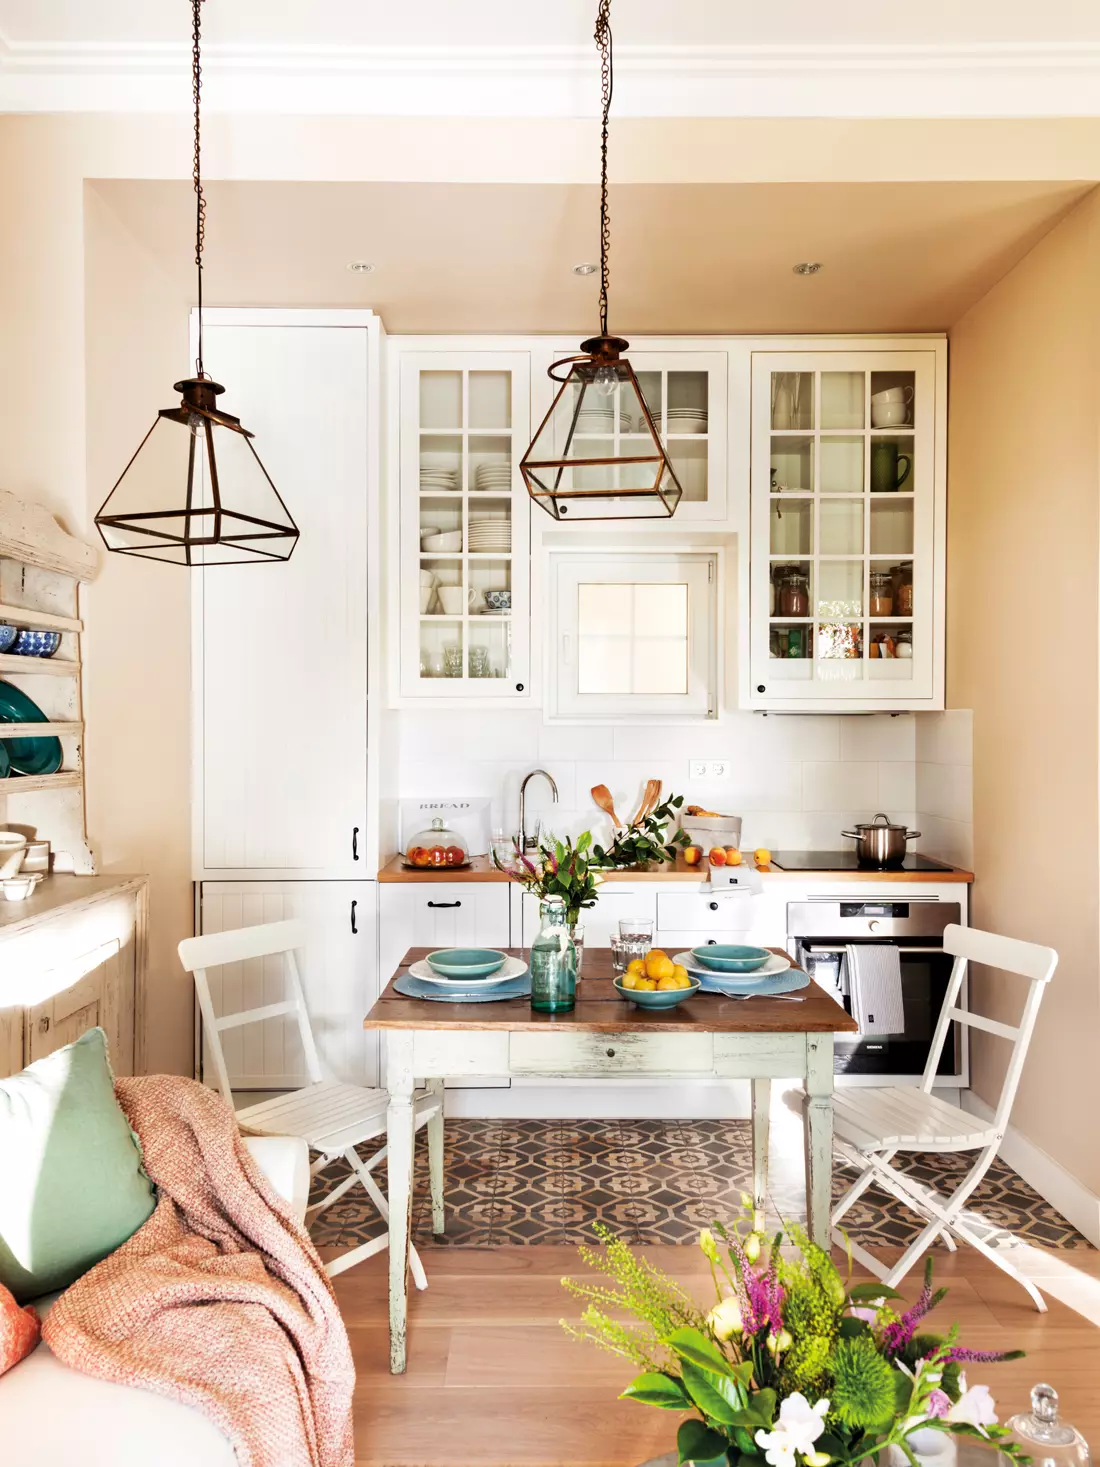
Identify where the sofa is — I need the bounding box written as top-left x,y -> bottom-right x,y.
0,1134 -> 311,1466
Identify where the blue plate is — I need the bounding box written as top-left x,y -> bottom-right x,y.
691,944 -> 771,973
425,947 -> 507,980
0,680 -> 62,777
395,971 -> 530,1003
614,976 -> 700,1009
695,969 -> 810,999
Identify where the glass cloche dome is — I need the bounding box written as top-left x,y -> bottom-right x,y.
404,816 -> 469,869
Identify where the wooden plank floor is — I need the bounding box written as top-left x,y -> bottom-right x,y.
333,1244 -> 1100,1467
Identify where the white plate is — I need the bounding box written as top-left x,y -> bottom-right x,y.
672,950 -> 792,984
409,954 -> 528,987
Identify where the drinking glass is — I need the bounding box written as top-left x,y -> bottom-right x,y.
490,827 -> 516,872
443,643 -> 463,678
469,646 -> 490,678
618,917 -> 654,942
611,934 -> 650,976
570,922 -> 585,976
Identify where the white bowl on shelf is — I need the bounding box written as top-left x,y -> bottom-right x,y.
419,587 -> 436,614
421,530 -> 463,553
871,401 -> 910,428
0,832 -> 26,879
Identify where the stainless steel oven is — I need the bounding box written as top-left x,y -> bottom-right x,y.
788,899 -> 965,1083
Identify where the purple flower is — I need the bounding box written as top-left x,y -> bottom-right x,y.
727,1232 -> 785,1336
943,1347 -> 1019,1365
925,1390 -> 952,1419
882,1261 -> 945,1356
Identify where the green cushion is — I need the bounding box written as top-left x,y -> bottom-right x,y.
0,1027 -> 156,1302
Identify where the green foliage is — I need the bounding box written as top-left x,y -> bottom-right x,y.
494,829 -> 603,925
665,1326 -> 736,1375
621,1372 -> 692,1410
677,1419 -> 729,1466
593,793 -> 690,869
829,1335 -> 900,1431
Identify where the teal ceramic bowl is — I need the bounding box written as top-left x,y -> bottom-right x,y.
691,944 -> 770,974
426,948 -> 507,980
614,975 -> 700,1009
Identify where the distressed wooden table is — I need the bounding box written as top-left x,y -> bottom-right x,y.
364,946 -> 857,1374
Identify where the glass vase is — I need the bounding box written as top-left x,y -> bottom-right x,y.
530,896 -> 577,1013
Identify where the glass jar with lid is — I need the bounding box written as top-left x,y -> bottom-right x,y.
774,565 -> 810,617
892,563 -> 914,617
404,816 -> 469,869
1006,1384 -> 1091,1467
870,569 -> 894,617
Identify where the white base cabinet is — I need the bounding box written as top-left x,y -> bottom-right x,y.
198,881 -> 379,1091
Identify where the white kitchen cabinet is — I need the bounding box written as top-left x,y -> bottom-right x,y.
743,342 -> 946,712
192,310 -> 381,878
533,341 -> 730,525
378,881 -> 511,988
391,343 -> 532,701
198,880 -> 379,1091
519,885 -> 657,949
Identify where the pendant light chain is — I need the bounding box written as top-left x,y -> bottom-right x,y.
594,0 -> 613,340
192,0 -> 207,378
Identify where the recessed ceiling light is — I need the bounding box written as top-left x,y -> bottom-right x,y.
793,262 -> 823,276
572,262 -> 598,276
346,261 -> 374,274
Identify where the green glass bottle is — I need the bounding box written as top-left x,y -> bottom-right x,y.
529,896 -> 577,1013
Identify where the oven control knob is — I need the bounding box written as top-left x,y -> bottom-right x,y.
868,920 -> 881,932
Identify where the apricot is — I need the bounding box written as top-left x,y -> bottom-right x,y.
683,844 -> 704,866
725,848 -> 742,866
708,847 -> 727,867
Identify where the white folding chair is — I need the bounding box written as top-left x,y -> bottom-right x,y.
830,923 -> 1057,1311
179,919 -> 444,1286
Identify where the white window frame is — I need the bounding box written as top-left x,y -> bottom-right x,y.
546,548 -> 719,722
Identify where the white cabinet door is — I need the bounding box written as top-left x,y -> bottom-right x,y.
746,346 -> 945,711
199,881 -> 378,1091
396,347 -> 532,701
195,320 -> 371,876
378,881 -> 511,989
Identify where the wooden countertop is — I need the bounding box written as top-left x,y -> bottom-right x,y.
365,946 -> 858,1035
377,853 -> 973,884
0,873 -> 147,937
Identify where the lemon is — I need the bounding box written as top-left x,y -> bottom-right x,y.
672,964 -> 690,986
754,847 -> 772,865
626,957 -> 645,974
656,976 -> 679,991
676,973 -> 693,989
645,952 -> 675,982
635,978 -> 657,991
620,972 -> 639,989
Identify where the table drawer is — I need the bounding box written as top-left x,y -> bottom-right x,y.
509,1031 -> 712,1076
657,891 -> 757,932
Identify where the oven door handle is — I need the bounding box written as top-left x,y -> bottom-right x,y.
799,944 -> 947,954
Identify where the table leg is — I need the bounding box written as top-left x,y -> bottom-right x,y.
427,1077 -> 445,1235
750,1077 -> 771,1234
803,1033 -> 834,1251
386,1032 -> 416,1374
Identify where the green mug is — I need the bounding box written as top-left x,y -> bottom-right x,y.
870,441 -> 911,494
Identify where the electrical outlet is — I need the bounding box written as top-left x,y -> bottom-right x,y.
689,760 -> 730,780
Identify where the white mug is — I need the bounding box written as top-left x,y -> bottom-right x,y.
419,586 -> 435,614
438,586 -> 465,615
468,589 -> 486,614
871,385 -> 914,405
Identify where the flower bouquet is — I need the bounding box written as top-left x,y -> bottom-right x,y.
562,1212 -> 1026,1467
493,830 -> 603,928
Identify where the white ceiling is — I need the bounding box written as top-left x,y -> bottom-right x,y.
4,2 -> 1100,117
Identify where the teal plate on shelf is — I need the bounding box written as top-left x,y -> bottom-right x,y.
0,680 -> 63,776
0,742 -> 9,778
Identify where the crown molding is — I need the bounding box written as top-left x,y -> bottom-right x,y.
2,35 -> 1100,118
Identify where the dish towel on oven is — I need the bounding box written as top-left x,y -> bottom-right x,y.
845,944 -> 905,1036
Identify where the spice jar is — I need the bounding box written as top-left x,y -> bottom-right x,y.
775,565 -> 809,617
869,570 -> 893,617
892,564 -> 914,617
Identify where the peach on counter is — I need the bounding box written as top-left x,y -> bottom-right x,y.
725,847 -> 742,866
708,847 -> 727,867
683,844 -> 704,866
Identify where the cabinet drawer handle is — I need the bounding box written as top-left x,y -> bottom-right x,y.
352,826 -> 360,861
709,901 -> 718,911
606,1047 -> 616,1058
427,900 -> 462,909
39,1016 -> 51,1034
350,899 -> 358,934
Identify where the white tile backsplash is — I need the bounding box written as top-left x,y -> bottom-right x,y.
388,710 -> 950,856
914,711 -> 974,869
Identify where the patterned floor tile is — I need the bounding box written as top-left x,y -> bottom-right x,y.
307,1118 -> 1092,1255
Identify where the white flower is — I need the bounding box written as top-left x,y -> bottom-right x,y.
949,1384 -> 997,1430
755,1393 -> 831,1467
707,1296 -> 743,1340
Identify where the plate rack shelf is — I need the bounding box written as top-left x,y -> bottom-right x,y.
0,490 -> 98,872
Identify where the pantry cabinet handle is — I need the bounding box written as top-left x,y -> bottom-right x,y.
39,1016 -> 51,1034
352,826 -> 359,861
427,900 -> 462,909
350,899 -> 358,934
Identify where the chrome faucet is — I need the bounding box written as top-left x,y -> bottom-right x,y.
519,768 -> 559,851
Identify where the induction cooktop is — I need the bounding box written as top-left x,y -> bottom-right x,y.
768,851 -> 954,872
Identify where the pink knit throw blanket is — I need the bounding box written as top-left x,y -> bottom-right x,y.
43,1074 -> 355,1467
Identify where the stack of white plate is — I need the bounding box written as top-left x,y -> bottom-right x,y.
474,459 -> 512,492
420,453 -> 460,492
652,407 -> 708,435
468,517 -> 511,553
573,405 -> 616,436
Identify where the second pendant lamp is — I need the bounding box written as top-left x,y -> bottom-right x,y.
520,0 -> 683,521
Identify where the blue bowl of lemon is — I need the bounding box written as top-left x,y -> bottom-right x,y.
615,948 -> 699,1009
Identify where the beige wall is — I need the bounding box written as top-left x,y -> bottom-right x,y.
947,191 -> 1100,1194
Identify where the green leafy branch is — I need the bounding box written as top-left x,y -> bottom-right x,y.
593,793 -> 690,870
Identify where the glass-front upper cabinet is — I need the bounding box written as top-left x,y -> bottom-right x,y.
535,344 -> 729,523
746,348 -> 945,710
398,350 -> 531,699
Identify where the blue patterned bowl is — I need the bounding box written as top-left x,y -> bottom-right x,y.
690,944 -> 771,973
11,630 -> 61,659
0,625 -> 16,654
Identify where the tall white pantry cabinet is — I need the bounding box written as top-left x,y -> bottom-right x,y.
192,310 -> 383,1090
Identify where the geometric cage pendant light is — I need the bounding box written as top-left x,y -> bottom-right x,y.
520,0 -> 683,521
94,0 -> 299,567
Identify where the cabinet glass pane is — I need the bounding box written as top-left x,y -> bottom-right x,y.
817,560 -> 864,618
820,371 -> 865,430
770,562 -> 812,617
576,582 -> 689,696
771,371 -> 813,430
664,371 -> 709,432
771,436 -> 813,494
468,555 -> 511,615
469,435 -> 512,494
771,498 -> 812,555
816,621 -> 863,674
468,621 -> 512,680
869,499 -> 914,556
420,371 -> 463,430
870,370 -> 916,429
669,440 -> 707,503
468,372 -> 512,430
419,434 -> 462,492
635,371 -> 662,421
820,436 -> 864,494
869,624 -> 914,679
770,624 -> 813,660
870,437 -> 914,494
420,619 -> 464,679
818,499 -> 864,555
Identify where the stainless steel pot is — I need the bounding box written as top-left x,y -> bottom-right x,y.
841,812 -> 921,867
